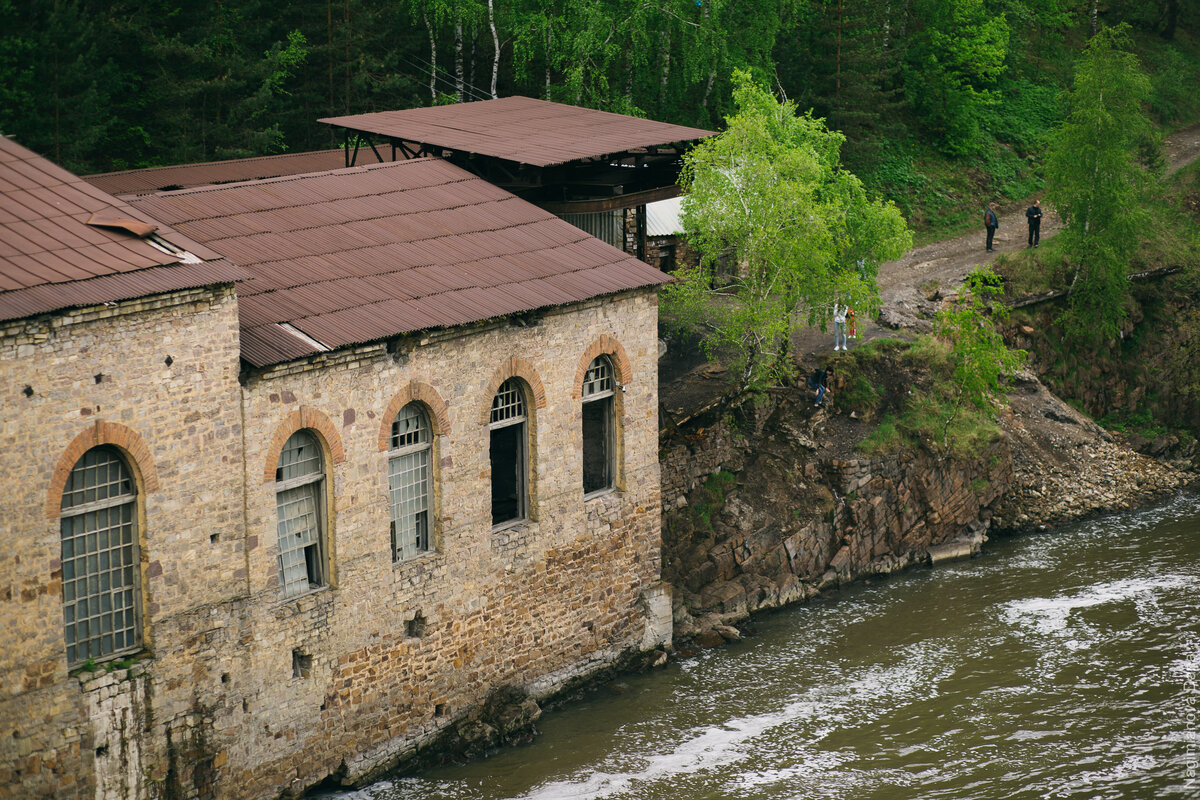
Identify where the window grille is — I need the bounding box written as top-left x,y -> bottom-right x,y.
389,404 -> 431,561
60,447 -> 140,667
490,378 -> 526,428
490,378 -> 528,525
275,431 -> 326,598
582,356 -> 615,494
582,356 -> 615,399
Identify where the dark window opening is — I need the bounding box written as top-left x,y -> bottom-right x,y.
490,423 -> 524,525
582,398 -> 612,494
581,356 -> 616,495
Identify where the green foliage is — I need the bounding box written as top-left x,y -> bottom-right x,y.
852,336 -> 1005,458
1044,24 -> 1156,344
904,0 -> 1010,155
664,70 -> 911,390
932,265 -> 1027,411
689,469 -> 738,531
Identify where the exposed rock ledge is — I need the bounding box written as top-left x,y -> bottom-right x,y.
660,370 -> 1195,650
991,370 -> 1195,533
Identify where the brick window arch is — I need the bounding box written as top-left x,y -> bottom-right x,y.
60,446 -> 142,667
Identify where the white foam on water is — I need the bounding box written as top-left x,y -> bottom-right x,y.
1001,574 -> 1198,637
509,642 -> 955,800
1046,753 -> 1158,797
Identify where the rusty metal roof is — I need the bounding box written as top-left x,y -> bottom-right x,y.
320,96 -> 715,167
128,157 -> 669,368
0,136 -> 248,323
84,149 -> 348,197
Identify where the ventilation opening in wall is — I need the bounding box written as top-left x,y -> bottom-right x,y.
221,673 -> 230,684
292,649 -> 312,679
95,744 -> 109,757
406,612 -> 427,639
434,704 -> 447,717
210,533 -> 220,543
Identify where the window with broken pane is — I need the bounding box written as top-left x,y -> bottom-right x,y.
582,355 -> 615,495
275,430 -> 327,598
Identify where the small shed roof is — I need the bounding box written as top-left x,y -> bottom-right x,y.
0,136 -> 246,323
85,149 -> 347,197
320,96 -> 714,168
128,157 -> 669,368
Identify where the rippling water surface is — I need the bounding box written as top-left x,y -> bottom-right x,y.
328,494 -> 1200,800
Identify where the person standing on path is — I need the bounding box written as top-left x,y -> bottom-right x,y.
984,203 -> 999,252
1025,200 -> 1042,248
833,303 -> 848,350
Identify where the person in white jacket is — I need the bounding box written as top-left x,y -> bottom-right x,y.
833,303 -> 848,350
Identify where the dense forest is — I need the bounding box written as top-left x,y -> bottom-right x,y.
2,2 -> 1197,210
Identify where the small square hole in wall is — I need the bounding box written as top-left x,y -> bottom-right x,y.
164,355 -> 174,367
405,612 -> 427,639
434,704 -> 447,718
93,373 -> 106,384
210,533 -> 220,544
292,649 -> 312,679
221,673 -> 230,684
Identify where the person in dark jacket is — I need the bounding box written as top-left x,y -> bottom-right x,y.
984,203 -> 999,252
807,365 -> 833,407
1025,200 -> 1042,248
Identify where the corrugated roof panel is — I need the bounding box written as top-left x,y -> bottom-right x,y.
123,155 -> 668,366
320,97 -> 714,167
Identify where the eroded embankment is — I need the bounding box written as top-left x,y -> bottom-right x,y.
660,370 -> 1194,647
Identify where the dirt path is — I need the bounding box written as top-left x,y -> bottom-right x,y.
796,121 -> 1200,360
662,123 -> 1200,412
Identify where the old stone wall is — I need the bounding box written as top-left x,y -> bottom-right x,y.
1,286 -> 666,799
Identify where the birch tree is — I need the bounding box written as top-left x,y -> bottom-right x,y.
663,71 -> 911,390
1044,24 -> 1155,343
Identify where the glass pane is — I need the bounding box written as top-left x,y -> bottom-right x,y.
490,379 -> 526,426
277,431 -> 322,483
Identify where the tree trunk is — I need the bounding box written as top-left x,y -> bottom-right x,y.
1089,0 -> 1098,38
425,12 -> 437,103
489,0 -> 500,98
658,32 -> 672,111
1161,0 -> 1179,41
455,20 -> 464,102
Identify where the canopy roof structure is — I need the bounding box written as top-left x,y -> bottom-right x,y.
320,96 -> 715,214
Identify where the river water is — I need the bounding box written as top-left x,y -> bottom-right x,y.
329,494 -> 1200,800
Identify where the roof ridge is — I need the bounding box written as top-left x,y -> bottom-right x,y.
141,156 -> 455,198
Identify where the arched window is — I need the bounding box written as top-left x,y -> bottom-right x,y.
581,355 -> 615,494
389,403 -> 432,561
275,430 -> 327,598
60,446 -> 141,667
489,378 -> 528,526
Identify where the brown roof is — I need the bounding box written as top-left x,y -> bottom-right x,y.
84,149 -> 347,197
128,157 -> 669,368
320,96 -> 715,167
0,136 -> 247,323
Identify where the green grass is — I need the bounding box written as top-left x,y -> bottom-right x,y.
852,336 -> 1004,460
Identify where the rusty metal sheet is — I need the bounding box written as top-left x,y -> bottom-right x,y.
320,96 -> 714,167
0,136 -> 249,322
126,155 -> 668,367
84,149 -> 348,196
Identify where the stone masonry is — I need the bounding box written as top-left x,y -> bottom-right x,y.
0,284 -> 667,799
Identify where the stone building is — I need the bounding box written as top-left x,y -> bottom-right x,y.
0,108 -> 679,799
